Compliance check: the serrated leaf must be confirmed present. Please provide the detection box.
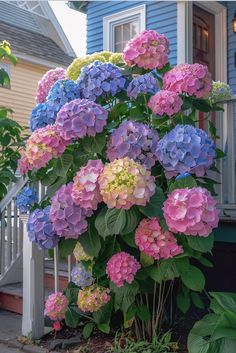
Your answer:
[59,239,77,258]
[187,233,214,253]
[138,186,165,217]
[83,322,94,339]
[65,307,79,328]
[79,222,101,257]
[169,175,197,192]
[82,133,106,154]
[55,153,73,177]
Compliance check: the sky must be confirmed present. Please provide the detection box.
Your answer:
[49,1,86,56]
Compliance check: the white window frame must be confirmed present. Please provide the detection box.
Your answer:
[103,5,146,51]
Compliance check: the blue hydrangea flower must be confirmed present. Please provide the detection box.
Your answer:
[127,73,159,99]
[175,172,191,180]
[16,186,38,214]
[107,121,159,169]
[71,263,94,288]
[155,124,216,178]
[210,81,232,102]
[76,61,126,101]
[27,206,59,249]
[30,80,81,132]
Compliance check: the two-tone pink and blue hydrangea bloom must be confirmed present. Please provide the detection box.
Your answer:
[21,29,221,303]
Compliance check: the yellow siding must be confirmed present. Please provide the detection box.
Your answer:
[0,59,50,128]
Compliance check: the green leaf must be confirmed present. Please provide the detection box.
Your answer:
[120,207,140,235]
[105,208,126,235]
[138,186,166,217]
[97,323,110,333]
[169,175,197,192]
[82,133,106,154]
[215,148,225,159]
[79,222,101,257]
[136,305,151,322]
[181,265,205,292]
[111,280,139,314]
[210,292,236,314]
[191,292,205,309]
[199,257,213,268]
[65,284,79,305]
[93,300,113,326]
[140,252,154,267]
[187,233,214,253]
[55,153,73,177]
[192,98,212,112]
[59,239,77,258]
[95,207,110,238]
[46,176,67,198]
[147,259,179,283]
[65,307,79,328]
[177,292,191,313]
[83,322,94,339]
[121,232,136,248]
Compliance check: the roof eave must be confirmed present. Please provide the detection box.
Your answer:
[67,1,88,14]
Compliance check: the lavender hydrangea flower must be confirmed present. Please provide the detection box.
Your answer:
[155,124,216,178]
[16,187,38,214]
[127,73,159,99]
[46,79,81,115]
[107,121,159,169]
[56,99,108,141]
[71,263,94,288]
[27,206,59,249]
[50,183,92,239]
[76,61,126,101]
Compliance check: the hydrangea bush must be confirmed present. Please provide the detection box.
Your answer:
[20,29,225,340]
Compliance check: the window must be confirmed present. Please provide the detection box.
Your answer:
[103,5,146,52]
[0,63,11,89]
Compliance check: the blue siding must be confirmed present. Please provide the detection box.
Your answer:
[227,1,236,93]
[86,1,177,65]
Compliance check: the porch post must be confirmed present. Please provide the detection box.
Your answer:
[21,215,44,339]
[177,1,193,64]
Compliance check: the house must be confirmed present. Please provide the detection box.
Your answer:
[69,0,236,291]
[0,1,75,127]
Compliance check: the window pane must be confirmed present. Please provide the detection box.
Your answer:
[123,23,131,42]
[115,42,123,52]
[131,20,139,37]
[114,25,122,44]
[113,19,139,52]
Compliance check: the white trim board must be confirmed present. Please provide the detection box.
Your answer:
[103,4,146,51]
[177,1,227,82]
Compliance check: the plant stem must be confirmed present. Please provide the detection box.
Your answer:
[152,281,157,338]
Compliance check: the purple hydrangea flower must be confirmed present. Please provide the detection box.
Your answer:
[56,99,108,141]
[71,263,94,288]
[155,124,216,178]
[27,206,59,249]
[107,121,159,169]
[76,61,126,101]
[16,187,38,214]
[50,183,92,239]
[127,73,159,99]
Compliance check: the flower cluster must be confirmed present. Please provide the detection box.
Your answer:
[56,99,108,141]
[50,183,91,239]
[24,125,67,170]
[73,241,93,262]
[44,292,68,321]
[27,206,59,249]
[163,187,219,237]
[71,263,94,288]
[18,151,32,175]
[127,73,159,99]
[66,51,114,80]
[72,160,103,211]
[109,53,123,65]
[16,187,38,214]
[36,68,66,104]
[107,121,159,170]
[77,61,126,101]
[155,124,216,178]
[135,218,183,260]
[98,157,156,209]
[210,81,232,102]
[106,252,141,287]
[123,30,169,70]
[30,102,58,132]
[47,79,81,114]
[163,63,212,98]
[77,285,110,312]
[148,90,183,116]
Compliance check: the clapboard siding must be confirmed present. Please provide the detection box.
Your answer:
[86,1,177,65]
[227,1,236,92]
[0,60,49,128]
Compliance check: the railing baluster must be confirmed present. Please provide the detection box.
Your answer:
[1,210,6,275]
[13,200,18,261]
[6,202,12,267]
[54,246,59,292]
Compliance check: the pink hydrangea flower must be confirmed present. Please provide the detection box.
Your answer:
[18,151,33,175]
[135,218,183,260]
[123,30,169,70]
[163,63,212,98]
[77,285,111,312]
[24,125,68,170]
[55,99,108,142]
[50,183,92,239]
[72,160,103,211]
[36,68,66,103]
[163,187,219,237]
[44,292,68,321]
[106,252,141,287]
[98,157,156,210]
[148,90,183,116]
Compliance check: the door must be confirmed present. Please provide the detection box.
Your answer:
[193,5,215,79]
